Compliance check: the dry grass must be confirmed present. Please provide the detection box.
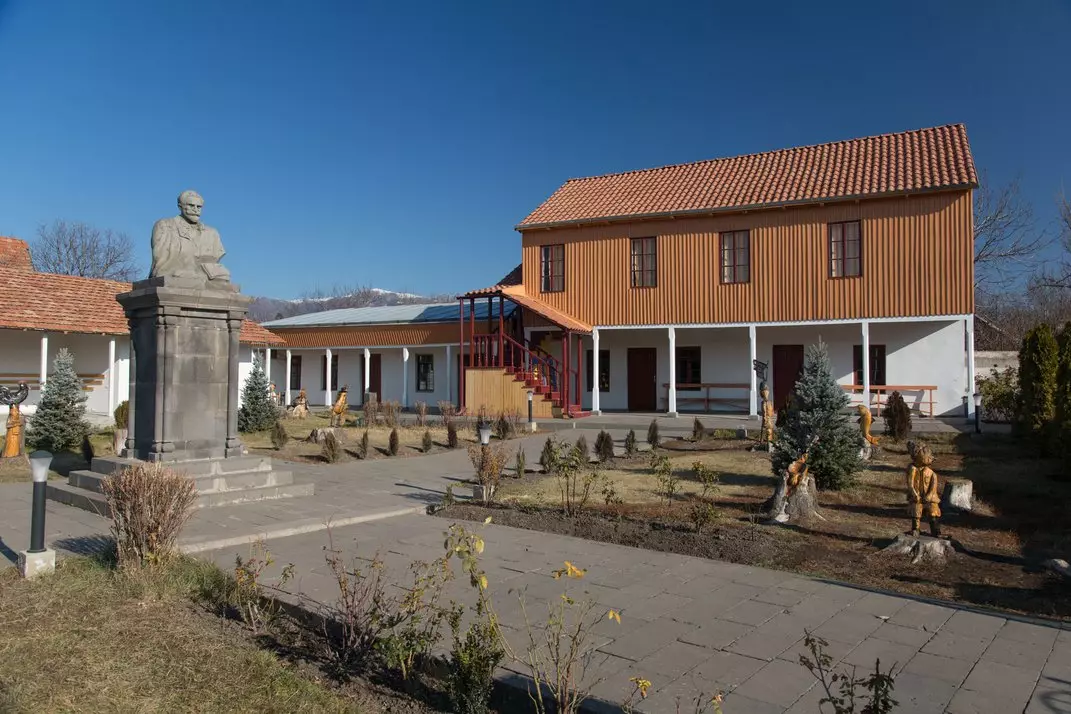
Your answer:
[0,432,113,484]
[243,413,479,463]
[0,557,355,713]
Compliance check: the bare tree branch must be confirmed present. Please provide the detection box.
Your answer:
[973,175,1049,289]
[1030,191,1071,291]
[32,220,141,281]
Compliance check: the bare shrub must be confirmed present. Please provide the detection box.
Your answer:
[389,428,400,456]
[232,539,295,635]
[515,446,527,477]
[322,431,342,463]
[438,401,457,426]
[358,430,370,459]
[882,391,913,442]
[692,417,706,441]
[363,398,380,427]
[270,420,289,450]
[447,421,459,449]
[414,401,428,427]
[101,462,197,568]
[545,439,598,516]
[467,442,510,501]
[382,400,401,428]
[422,429,433,453]
[651,453,679,503]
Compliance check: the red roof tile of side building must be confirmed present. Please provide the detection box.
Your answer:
[518,124,978,229]
[0,236,34,271]
[0,260,282,345]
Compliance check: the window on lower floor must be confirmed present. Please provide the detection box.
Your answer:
[289,355,302,390]
[585,349,610,392]
[852,344,886,386]
[320,354,339,391]
[416,354,434,392]
[720,230,750,284]
[830,221,862,278]
[630,237,657,287]
[541,244,565,292]
[676,346,702,387]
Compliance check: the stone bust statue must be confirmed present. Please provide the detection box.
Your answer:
[149,190,232,286]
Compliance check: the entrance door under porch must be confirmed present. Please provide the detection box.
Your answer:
[627,347,657,411]
[360,353,382,402]
[772,344,805,411]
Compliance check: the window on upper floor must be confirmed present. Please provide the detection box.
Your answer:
[630,237,657,287]
[416,354,434,392]
[852,345,887,386]
[585,349,610,392]
[540,244,565,292]
[676,346,702,387]
[720,230,750,284]
[830,221,862,278]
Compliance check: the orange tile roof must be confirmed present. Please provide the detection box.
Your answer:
[500,286,591,333]
[518,124,977,229]
[0,266,282,345]
[461,263,522,298]
[0,237,33,271]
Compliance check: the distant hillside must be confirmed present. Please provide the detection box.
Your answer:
[249,285,454,322]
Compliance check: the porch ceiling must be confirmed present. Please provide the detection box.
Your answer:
[500,286,592,334]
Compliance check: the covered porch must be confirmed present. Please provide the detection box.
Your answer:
[457,286,593,418]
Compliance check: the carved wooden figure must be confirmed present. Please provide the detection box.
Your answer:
[1,382,29,459]
[856,404,880,446]
[329,385,349,427]
[906,441,941,537]
[759,382,775,448]
[290,389,309,419]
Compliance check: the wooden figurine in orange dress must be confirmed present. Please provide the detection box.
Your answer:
[290,389,309,419]
[329,385,349,427]
[759,382,775,449]
[906,441,941,537]
[1,382,29,459]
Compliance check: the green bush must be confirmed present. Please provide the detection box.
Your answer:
[237,356,278,433]
[623,429,638,458]
[594,430,614,463]
[772,342,861,491]
[881,391,912,442]
[27,348,89,453]
[447,602,503,714]
[573,435,589,461]
[422,429,433,453]
[113,400,129,430]
[538,436,556,469]
[647,419,660,449]
[977,367,1019,423]
[1017,324,1058,436]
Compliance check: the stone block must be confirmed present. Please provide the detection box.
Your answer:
[17,548,55,579]
[942,478,973,511]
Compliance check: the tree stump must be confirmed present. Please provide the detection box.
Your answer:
[881,533,955,565]
[306,428,337,444]
[1044,558,1071,580]
[942,479,973,512]
[767,472,822,524]
[858,444,873,461]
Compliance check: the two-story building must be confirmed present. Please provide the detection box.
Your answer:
[458,124,978,419]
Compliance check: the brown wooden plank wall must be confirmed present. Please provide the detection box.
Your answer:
[520,190,973,326]
[272,321,493,349]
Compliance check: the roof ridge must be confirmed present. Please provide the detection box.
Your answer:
[561,123,968,185]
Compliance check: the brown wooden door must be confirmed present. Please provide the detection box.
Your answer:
[772,345,805,411]
[361,353,383,401]
[627,347,658,411]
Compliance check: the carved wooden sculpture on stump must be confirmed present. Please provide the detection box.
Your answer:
[329,385,349,427]
[759,382,775,449]
[1,381,29,459]
[856,404,879,446]
[768,439,822,523]
[289,389,309,419]
[907,441,941,537]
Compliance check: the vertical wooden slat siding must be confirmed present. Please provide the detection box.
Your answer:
[271,322,494,349]
[520,191,973,326]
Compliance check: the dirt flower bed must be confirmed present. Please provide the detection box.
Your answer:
[438,432,1071,620]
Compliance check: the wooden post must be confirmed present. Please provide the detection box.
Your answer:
[469,298,475,369]
[498,295,504,368]
[576,334,583,412]
[562,330,569,413]
[458,299,464,409]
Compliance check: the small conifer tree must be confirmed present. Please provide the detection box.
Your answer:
[538,436,556,469]
[515,446,526,477]
[422,429,433,453]
[1017,324,1058,437]
[389,427,400,456]
[27,348,89,452]
[624,429,638,458]
[447,421,459,449]
[574,434,589,461]
[594,430,615,462]
[358,430,370,459]
[238,356,277,433]
[772,342,861,491]
[321,431,342,463]
[692,417,705,442]
[647,419,660,449]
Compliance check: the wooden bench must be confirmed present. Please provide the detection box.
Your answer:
[661,382,750,412]
[842,384,937,417]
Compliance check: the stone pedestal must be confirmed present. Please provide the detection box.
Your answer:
[118,277,251,462]
[18,548,55,579]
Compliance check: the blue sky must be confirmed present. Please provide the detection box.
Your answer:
[0,0,1068,298]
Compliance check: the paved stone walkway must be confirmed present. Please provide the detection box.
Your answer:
[1,427,1064,712]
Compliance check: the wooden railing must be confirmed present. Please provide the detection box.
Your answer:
[843,384,937,417]
[661,382,750,412]
[469,333,581,411]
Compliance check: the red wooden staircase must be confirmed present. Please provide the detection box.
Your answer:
[469,333,589,418]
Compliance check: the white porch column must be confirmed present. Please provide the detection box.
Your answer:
[39,333,48,390]
[667,326,678,417]
[324,348,333,406]
[107,337,116,416]
[966,315,976,418]
[402,347,410,408]
[861,320,871,411]
[363,347,371,399]
[284,350,292,406]
[591,328,601,415]
[748,325,757,418]
[445,344,452,403]
[264,347,272,386]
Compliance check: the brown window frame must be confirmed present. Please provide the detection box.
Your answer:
[630,237,657,287]
[585,349,610,392]
[719,230,750,284]
[540,244,565,293]
[416,354,435,392]
[852,345,887,386]
[676,346,702,388]
[829,221,862,278]
[289,355,302,391]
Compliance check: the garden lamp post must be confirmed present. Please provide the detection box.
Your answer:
[527,389,535,432]
[973,393,982,434]
[18,450,55,579]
